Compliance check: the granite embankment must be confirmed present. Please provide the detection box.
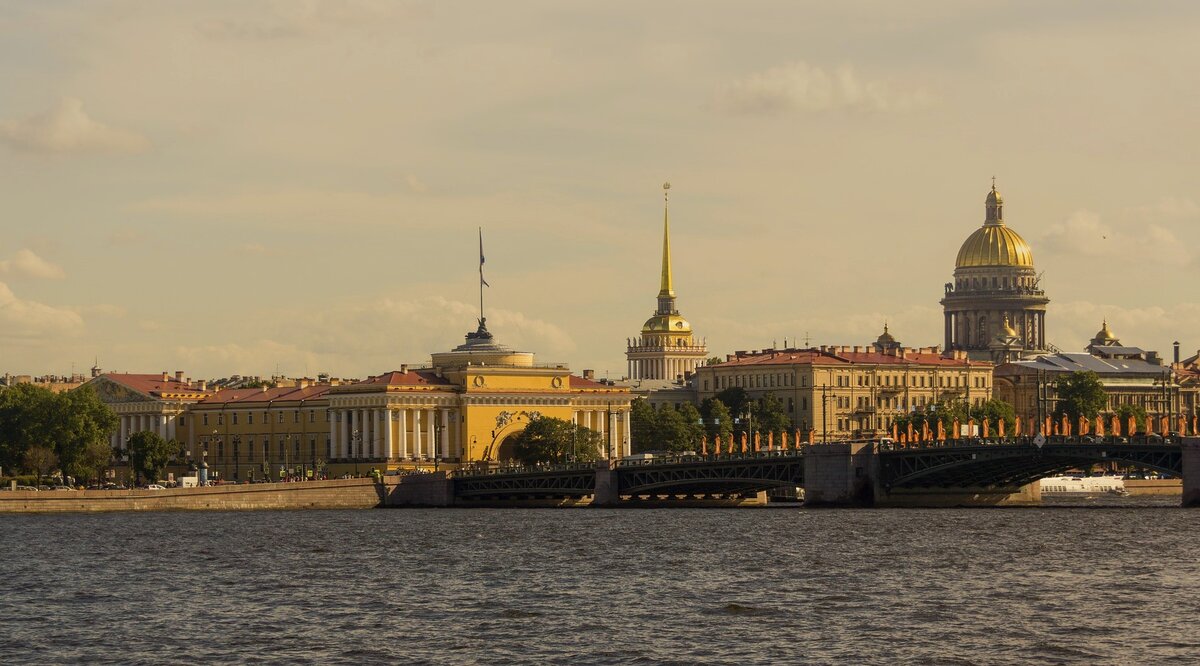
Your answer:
[1123,478,1182,496]
[0,478,393,513]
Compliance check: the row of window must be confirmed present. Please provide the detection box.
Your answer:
[200,409,324,427]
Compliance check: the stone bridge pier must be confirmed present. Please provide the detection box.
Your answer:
[1183,438,1200,508]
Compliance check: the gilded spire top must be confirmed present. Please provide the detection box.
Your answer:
[659,182,674,298]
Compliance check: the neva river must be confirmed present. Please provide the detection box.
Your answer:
[2,498,1197,665]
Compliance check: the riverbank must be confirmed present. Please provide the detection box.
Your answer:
[0,478,387,513]
[1123,478,1182,496]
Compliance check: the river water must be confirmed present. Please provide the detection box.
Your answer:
[2,498,1197,665]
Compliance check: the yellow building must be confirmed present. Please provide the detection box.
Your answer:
[626,183,707,382]
[90,322,636,480]
[693,327,993,441]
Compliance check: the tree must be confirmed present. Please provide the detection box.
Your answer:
[630,398,660,453]
[22,445,58,488]
[49,386,118,485]
[127,431,181,484]
[705,356,724,366]
[700,398,734,442]
[715,387,750,424]
[972,398,1016,435]
[1055,371,1107,421]
[1116,403,1148,432]
[752,393,792,438]
[675,403,705,452]
[509,417,602,466]
[654,406,693,452]
[0,383,55,474]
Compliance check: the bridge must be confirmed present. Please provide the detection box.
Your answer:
[383,437,1200,508]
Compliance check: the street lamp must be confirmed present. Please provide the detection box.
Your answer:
[352,428,361,477]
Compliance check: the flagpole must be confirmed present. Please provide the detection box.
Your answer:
[478,227,486,327]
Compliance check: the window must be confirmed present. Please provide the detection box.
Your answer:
[217,414,224,425]
[248,413,254,425]
[294,410,300,424]
[179,416,186,427]
[278,412,285,424]
[232,413,239,425]
[203,414,209,426]
[309,410,316,423]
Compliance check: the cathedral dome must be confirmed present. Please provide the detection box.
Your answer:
[955,184,1034,269]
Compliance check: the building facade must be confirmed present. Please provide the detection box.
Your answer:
[693,328,993,441]
[942,183,1050,361]
[626,183,707,382]
[89,322,634,480]
[994,322,1179,428]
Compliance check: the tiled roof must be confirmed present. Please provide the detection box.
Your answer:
[103,373,208,398]
[356,370,455,386]
[199,385,332,405]
[999,353,1169,376]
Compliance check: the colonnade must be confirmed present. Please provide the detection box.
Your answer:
[328,407,460,461]
[574,409,633,458]
[112,413,176,450]
[627,357,701,381]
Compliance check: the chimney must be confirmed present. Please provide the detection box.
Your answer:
[162,371,169,381]
[400,364,409,374]
[175,370,184,382]
[198,380,208,391]
[1174,341,1181,364]
[583,369,595,380]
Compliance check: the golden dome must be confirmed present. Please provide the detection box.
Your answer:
[1094,320,1117,343]
[1001,316,1018,337]
[642,313,692,334]
[955,224,1034,268]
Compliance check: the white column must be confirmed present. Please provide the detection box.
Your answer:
[609,411,617,455]
[340,410,350,459]
[329,412,338,459]
[362,409,371,458]
[119,415,128,449]
[440,408,450,459]
[399,409,409,459]
[426,408,435,460]
[413,409,422,459]
[623,413,632,457]
[351,409,361,458]
[385,409,395,459]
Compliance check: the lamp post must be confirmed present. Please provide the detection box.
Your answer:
[352,428,361,477]
[232,435,241,482]
[210,429,221,483]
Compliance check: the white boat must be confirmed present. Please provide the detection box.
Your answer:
[1039,475,1126,494]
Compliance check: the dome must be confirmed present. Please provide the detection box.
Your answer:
[1094,320,1118,343]
[955,224,1034,268]
[642,313,692,333]
[1001,316,1018,337]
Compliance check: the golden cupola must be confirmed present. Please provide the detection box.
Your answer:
[954,184,1035,269]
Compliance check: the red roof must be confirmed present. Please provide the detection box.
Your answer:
[355,370,454,387]
[569,375,610,389]
[103,373,208,398]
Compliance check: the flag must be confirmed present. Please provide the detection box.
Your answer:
[479,228,490,288]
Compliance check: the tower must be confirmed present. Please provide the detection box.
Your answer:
[626,183,708,381]
[941,182,1050,361]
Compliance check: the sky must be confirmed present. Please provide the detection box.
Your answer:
[2,0,1200,379]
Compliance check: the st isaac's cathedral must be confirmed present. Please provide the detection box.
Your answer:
[941,183,1050,363]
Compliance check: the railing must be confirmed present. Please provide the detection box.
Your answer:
[615,448,807,468]
[877,433,1183,452]
[451,461,596,478]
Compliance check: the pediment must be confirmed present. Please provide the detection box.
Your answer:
[89,377,153,404]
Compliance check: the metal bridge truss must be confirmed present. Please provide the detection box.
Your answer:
[879,443,1182,490]
[453,468,596,499]
[617,455,805,498]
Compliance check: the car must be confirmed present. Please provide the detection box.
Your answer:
[14,485,38,491]
[145,484,167,490]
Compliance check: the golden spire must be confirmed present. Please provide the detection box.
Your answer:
[659,182,674,298]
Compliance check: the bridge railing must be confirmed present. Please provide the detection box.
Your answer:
[614,447,812,467]
[876,434,1183,452]
[450,461,597,479]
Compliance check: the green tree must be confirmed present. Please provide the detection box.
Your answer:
[654,405,693,452]
[22,445,58,488]
[972,398,1016,435]
[630,398,660,453]
[676,403,705,452]
[715,387,750,424]
[0,383,55,473]
[50,386,118,485]
[510,416,602,465]
[1055,371,1107,422]
[752,393,792,438]
[705,356,724,366]
[700,398,734,442]
[1115,403,1148,432]
[127,431,182,484]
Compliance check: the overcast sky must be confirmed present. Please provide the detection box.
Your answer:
[2,1,1199,379]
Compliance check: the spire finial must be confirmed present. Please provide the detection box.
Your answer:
[992,175,996,190]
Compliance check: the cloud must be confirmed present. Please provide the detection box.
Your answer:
[1040,209,1190,266]
[0,249,66,280]
[0,98,151,154]
[236,243,280,256]
[405,174,429,194]
[173,339,322,377]
[715,61,933,115]
[1050,300,1200,355]
[73,303,128,318]
[0,282,85,341]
